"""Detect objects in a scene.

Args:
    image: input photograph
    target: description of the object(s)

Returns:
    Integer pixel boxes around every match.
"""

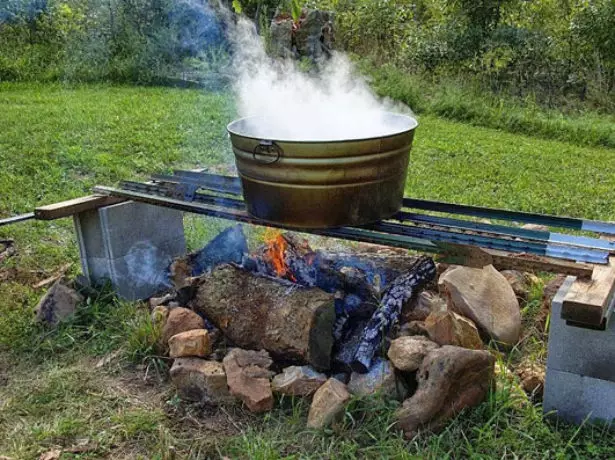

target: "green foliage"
[365,62,615,149]
[220,388,615,458]
[0,0,230,83]
[312,0,615,110]
[232,0,244,14]
[1,83,615,458]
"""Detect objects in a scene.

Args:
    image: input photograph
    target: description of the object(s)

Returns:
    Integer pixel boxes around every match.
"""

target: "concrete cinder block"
[543,276,615,424]
[543,368,615,424]
[75,201,185,300]
[99,201,185,259]
[546,276,615,382]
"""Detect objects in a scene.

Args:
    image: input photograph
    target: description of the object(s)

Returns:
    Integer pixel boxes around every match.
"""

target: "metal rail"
[0,212,35,227]
[402,198,615,235]
[4,170,614,268]
[394,211,615,252]
[154,171,615,238]
[94,185,440,254]
[100,177,612,264]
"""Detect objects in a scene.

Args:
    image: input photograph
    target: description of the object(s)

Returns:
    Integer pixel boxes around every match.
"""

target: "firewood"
[191,264,336,371]
[351,256,437,373]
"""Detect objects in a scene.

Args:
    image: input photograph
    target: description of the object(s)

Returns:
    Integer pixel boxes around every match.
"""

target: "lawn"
[1,82,614,458]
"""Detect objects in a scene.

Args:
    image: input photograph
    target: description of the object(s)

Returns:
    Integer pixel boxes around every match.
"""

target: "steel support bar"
[135,175,612,264]
[165,171,615,237]
[394,211,615,253]
[366,221,608,264]
[402,198,615,235]
[93,186,440,254]
[99,184,609,264]
[0,212,35,227]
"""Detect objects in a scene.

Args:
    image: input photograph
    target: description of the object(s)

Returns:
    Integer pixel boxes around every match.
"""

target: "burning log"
[170,225,248,288]
[351,256,437,373]
[191,264,336,371]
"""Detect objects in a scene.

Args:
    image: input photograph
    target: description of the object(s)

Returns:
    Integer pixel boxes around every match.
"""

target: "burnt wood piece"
[332,318,369,373]
[35,195,126,220]
[191,264,336,371]
[351,256,437,373]
[562,256,615,328]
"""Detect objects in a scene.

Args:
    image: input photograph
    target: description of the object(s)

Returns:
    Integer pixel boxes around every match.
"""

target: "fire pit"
[227,112,418,228]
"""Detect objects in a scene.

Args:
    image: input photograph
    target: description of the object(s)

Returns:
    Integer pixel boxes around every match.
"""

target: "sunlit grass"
[1,83,614,458]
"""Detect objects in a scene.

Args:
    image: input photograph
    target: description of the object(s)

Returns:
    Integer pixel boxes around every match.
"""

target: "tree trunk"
[191,264,335,370]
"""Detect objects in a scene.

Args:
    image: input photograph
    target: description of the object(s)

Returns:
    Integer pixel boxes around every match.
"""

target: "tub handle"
[253,140,282,164]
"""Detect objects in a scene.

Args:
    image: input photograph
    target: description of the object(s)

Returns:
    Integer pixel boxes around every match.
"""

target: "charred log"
[170,225,248,288]
[190,264,335,371]
[332,318,369,373]
[351,256,437,373]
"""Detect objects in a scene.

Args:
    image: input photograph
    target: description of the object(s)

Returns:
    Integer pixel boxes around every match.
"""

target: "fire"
[263,230,296,282]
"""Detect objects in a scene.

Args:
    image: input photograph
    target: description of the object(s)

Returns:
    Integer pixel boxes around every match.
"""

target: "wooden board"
[562,256,615,327]
[35,195,126,220]
[439,244,595,279]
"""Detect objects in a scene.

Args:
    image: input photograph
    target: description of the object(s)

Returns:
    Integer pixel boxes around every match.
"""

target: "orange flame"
[263,230,296,282]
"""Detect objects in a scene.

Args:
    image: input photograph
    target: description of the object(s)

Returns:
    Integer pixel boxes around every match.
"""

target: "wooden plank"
[562,256,615,327]
[35,195,126,220]
[439,244,595,279]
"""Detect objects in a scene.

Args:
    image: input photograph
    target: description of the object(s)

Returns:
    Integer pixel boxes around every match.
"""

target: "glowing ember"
[263,231,296,282]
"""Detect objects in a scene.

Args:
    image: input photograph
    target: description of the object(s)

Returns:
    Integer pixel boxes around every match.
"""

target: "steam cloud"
[226,15,416,141]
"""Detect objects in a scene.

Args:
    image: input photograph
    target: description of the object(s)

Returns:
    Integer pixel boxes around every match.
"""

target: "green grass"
[364,63,615,150]
[1,82,615,458]
[407,115,615,220]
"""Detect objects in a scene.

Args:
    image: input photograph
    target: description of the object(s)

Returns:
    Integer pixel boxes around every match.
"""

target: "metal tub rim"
[226,112,418,144]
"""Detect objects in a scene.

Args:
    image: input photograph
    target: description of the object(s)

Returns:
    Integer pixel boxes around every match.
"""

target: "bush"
[311,0,615,111]
[0,0,229,83]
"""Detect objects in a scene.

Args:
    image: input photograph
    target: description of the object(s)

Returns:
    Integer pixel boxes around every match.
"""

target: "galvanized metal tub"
[227,113,418,228]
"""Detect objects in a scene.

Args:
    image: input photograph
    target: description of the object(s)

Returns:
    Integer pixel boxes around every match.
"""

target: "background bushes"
[311,0,615,111]
[0,0,227,83]
[2,0,615,111]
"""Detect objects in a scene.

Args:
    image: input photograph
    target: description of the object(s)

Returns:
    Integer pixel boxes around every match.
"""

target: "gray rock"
[424,310,483,350]
[439,265,521,346]
[35,281,84,326]
[348,358,408,401]
[269,18,293,58]
[387,336,439,372]
[272,365,327,396]
[162,307,205,345]
[307,378,350,429]
[402,291,446,323]
[396,346,495,437]
[223,348,274,413]
[170,358,234,403]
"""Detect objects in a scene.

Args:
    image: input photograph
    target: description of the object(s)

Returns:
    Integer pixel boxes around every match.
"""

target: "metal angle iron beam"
[158,172,614,257]
[392,211,615,253]
[94,185,440,254]
[364,221,608,265]
[168,170,615,237]
[0,212,35,227]
[109,182,609,264]
[402,198,615,236]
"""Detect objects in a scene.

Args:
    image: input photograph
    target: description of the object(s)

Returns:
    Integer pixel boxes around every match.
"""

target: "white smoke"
[227,16,416,141]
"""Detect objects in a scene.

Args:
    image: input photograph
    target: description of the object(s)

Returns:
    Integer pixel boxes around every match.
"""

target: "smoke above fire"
[223,12,415,142]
